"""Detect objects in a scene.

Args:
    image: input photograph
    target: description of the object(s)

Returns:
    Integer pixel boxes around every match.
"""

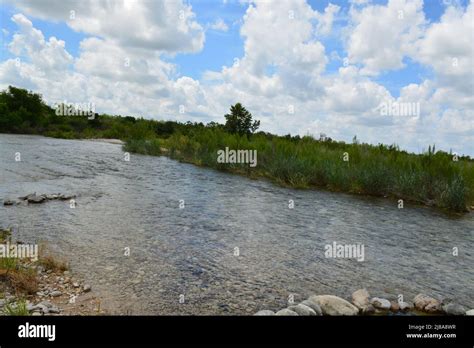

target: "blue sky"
[1,0,464,94]
[0,0,472,155]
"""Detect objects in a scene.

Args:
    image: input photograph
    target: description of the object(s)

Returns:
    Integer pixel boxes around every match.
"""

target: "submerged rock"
[308,295,359,316]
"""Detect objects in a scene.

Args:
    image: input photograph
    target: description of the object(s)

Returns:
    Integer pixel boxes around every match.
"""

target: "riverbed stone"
[308,295,359,316]
[390,301,400,312]
[414,294,441,313]
[288,304,316,316]
[352,289,370,311]
[300,299,322,315]
[27,194,46,204]
[399,301,413,312]
[442,303,465,316]
[275,308,299,316]
[50,290,62,297]
[254,310,275,316]
[370,297,391,311]
[362,304,375,315]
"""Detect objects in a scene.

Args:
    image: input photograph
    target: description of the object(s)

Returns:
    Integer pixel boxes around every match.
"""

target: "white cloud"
[315,3,340,35]
[346,0,426,76]
[209,18,229,32]
[8,0,205,54]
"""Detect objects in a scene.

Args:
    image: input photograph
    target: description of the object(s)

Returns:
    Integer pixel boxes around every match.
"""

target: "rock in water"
[254,310,275,316]
[288,304,316,316]
[399,301,413,312]
[301,299,322,315]
[27,194,46,204]
[3,199,15,206]
[352,289,370,311]
[275,308,299,316]
[414,294,441,313]
[442,303,465,316]
[370,297,391,310]
[308,295,359,316]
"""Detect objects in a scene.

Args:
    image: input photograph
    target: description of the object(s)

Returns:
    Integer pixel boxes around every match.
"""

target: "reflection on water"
[0,134,473,314]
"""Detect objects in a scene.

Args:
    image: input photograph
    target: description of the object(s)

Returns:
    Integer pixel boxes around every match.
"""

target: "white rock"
[288,304,316,316]
[275,308,299,316]
[300,299,322,315]
[254,310,275,316]
[370,297,391,310]
[352,289,370,310]
[308,295,359,316]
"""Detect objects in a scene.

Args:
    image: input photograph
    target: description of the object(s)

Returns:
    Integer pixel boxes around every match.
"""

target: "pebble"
[83,284,91,292]
[50,290,62,297]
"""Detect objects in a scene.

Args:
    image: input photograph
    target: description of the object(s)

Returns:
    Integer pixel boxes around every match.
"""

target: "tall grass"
[125,129,474,213]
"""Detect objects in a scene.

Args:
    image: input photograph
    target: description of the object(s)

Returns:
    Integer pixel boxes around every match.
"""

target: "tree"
[224,103,260,136]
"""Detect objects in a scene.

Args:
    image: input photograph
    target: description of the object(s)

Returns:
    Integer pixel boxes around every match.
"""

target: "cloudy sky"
[0,0,473,155]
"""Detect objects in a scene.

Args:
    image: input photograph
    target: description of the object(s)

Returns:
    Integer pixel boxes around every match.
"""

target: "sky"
[0,0,473,155]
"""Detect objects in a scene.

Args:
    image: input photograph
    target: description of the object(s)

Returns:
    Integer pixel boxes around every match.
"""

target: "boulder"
[254,310,275,316]
[370,297,391,310]
[414,294,441,313]
[300,299,322,315]
[442,303,465,316]
[352,289,370,310]
[275,308,299,316]
[308,295,359,316]
[288,304,316,316]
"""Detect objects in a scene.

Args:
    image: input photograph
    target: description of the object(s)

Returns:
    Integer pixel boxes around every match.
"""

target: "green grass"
[4,299,30,316]
[1,85,473,213]
[124,129,474,213]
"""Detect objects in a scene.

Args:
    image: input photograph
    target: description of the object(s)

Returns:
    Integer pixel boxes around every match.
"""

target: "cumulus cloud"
[209,18,229,32]
[0,0,473,156]
[8,0,205,53]
[346,0,426,76]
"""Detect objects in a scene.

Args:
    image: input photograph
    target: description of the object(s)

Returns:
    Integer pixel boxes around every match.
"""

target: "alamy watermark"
[378,100,420,117]
[217,147,257,167]
[54,100,96,119]
[324,241,365,262]
[0,242,38,261]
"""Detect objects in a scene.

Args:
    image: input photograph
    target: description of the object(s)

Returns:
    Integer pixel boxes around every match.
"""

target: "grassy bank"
[124,128,474,213]
[1,86,473,212]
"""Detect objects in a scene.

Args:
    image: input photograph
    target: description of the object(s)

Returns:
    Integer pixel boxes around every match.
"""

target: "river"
[0,134,473,314]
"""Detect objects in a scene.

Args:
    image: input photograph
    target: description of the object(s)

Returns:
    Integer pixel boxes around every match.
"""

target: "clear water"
[0,134,473,314]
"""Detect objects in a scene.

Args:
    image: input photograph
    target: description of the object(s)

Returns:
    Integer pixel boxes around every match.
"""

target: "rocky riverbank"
[255,289,474,316]
[0,227,104,316]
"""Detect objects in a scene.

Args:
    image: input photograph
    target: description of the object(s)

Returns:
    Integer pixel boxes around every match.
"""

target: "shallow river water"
[0,134,473,314]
